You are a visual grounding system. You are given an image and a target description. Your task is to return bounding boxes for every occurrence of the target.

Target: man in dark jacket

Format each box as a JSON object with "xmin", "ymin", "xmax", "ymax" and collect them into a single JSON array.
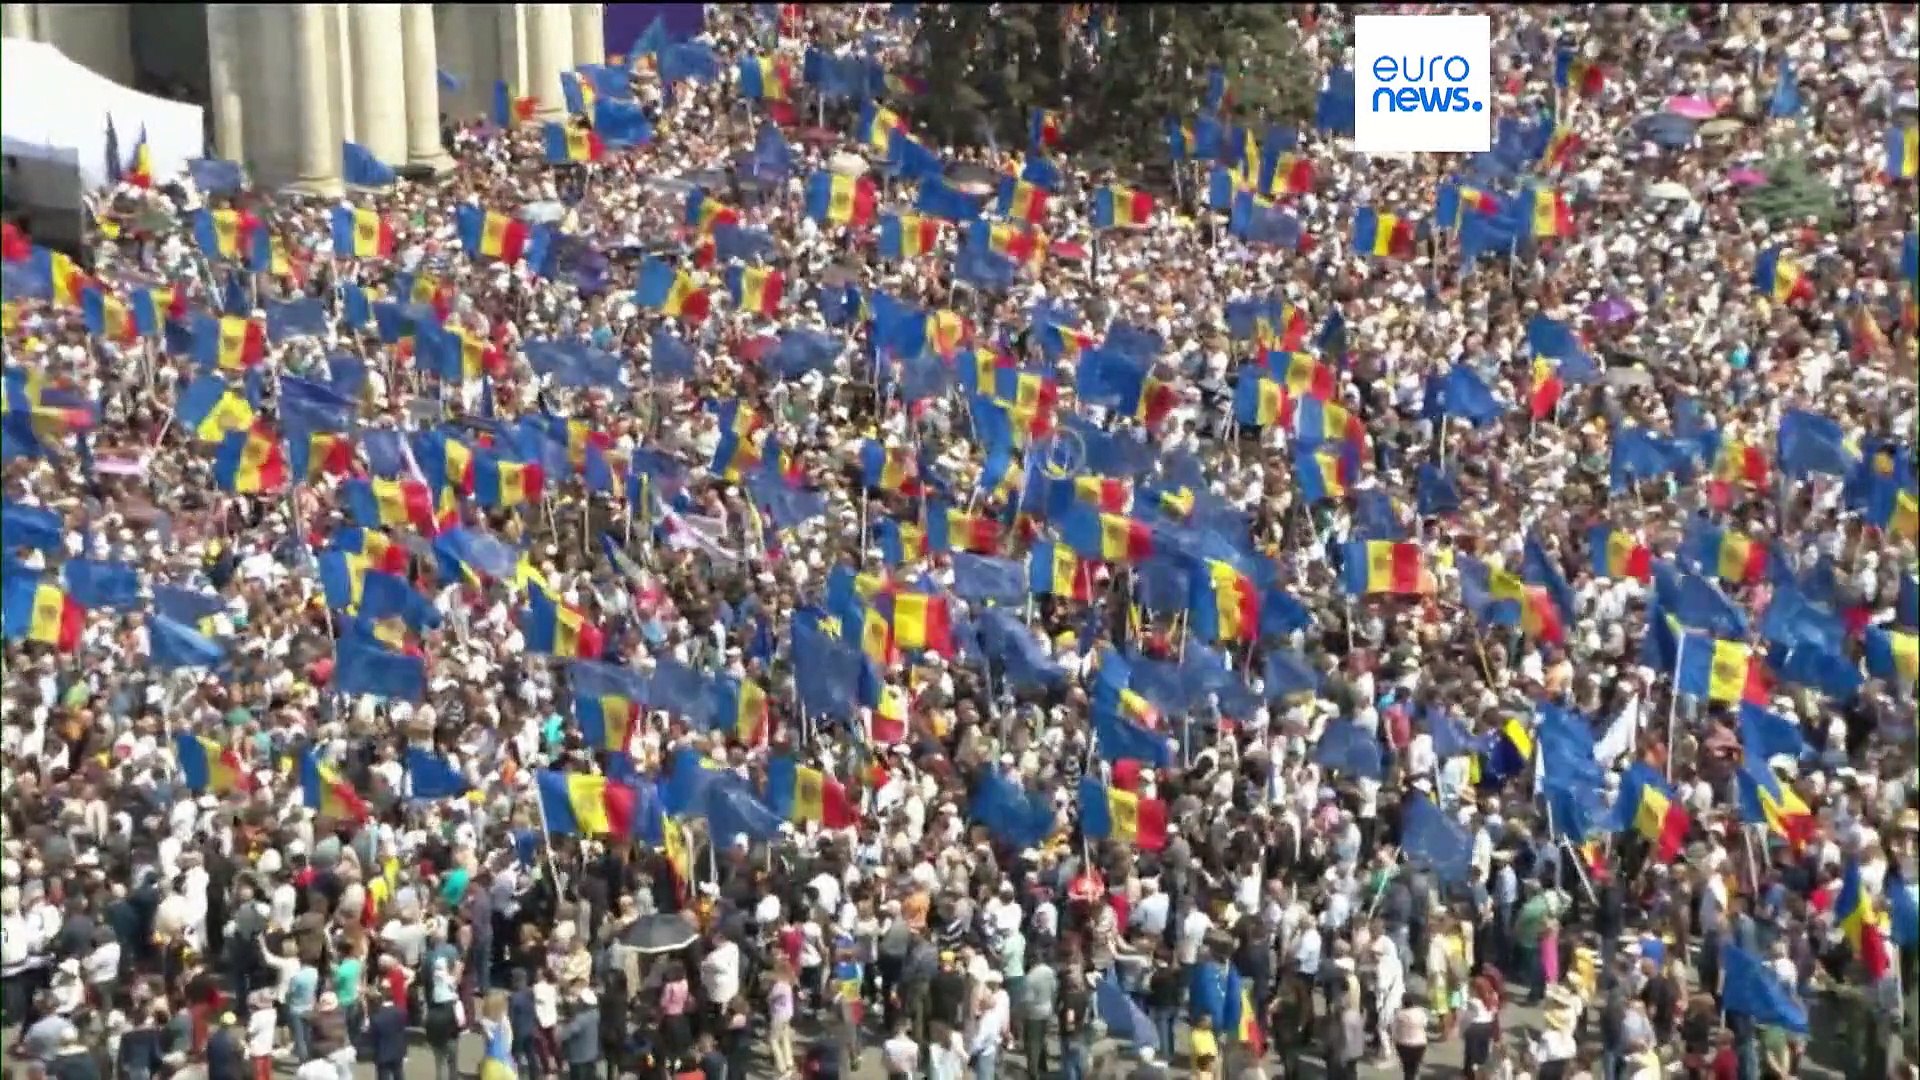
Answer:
[
  {"xmin": 204, "ymin": 1012, "xmax": 248, "ymax": 1080},
  {"xmin": 558, "ymin": 988, "xmax": 602, "ymax": 1080},
  {"xmin": 366, "ymin": 988, "xmax": 410, "ymax": 1080}
]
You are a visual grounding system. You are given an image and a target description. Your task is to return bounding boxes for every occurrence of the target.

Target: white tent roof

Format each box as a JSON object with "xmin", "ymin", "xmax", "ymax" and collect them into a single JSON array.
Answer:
[{"xmin": 0, "ymin": 37, "xmax": 204, "ymax": 190}]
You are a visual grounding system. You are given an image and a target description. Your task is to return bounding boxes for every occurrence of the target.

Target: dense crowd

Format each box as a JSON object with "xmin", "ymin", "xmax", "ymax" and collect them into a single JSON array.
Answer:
[{"xmin": 3, "ymin": 4, "xmax": 1918, "ymax": 1080}]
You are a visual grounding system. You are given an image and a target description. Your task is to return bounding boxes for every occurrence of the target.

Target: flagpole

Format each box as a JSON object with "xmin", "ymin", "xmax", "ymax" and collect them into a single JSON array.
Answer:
[{"xmin": 1666, "ymin": 632, "xmax": 1685, "ymax": 782}]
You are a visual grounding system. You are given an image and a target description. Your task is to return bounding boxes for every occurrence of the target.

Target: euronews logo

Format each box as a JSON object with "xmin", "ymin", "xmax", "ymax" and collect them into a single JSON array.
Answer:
[{"xmin": 1354, "ymin": 14, "xmax": 1492, "ymax": 154}]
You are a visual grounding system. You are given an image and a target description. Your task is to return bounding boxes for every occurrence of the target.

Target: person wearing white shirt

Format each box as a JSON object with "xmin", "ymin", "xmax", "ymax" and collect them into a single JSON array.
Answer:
[
  {"xmin": 1177, "ymin": 905, "xmax": 1213, "ymax": 966},
  {"xmin": 700, "ymin": 936, "xmax": 740, "ymax": 1015},
  {"xmin": 967, "ymin": 973, "xmax": 1009, "ymax": 1079}
]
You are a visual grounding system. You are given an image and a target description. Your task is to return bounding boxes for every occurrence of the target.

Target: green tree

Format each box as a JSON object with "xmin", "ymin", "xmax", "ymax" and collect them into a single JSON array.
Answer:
[{"xmin": 909, "ymin": 4, "xmax": 1317, "ymax": 178}]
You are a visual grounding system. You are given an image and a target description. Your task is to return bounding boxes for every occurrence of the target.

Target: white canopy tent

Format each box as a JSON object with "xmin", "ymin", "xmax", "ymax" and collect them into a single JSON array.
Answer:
[{"xmin": 0, "ymin": 37, "xmax": 204, "ymax": 191}]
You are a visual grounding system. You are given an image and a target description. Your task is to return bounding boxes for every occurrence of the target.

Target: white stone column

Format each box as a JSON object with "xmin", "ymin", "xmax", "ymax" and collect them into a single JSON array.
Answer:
[
  {"xmin": 291, "ymin": 4, "xmax": 343, "ymax": 197},
  {"xmin": 3, "ymin": 4, "xmax": 37, "ymax": 40},
  {"xmin": 401, "ymin": 3, "xmax": 453, "ymax": 172},
  {"xmin": 571, "ymin": 4, "xmax": 603, "ymax": 68},
  {"xmin": 204, "ymin": 4, "xmax": 248, "ymax": 163},
  {"xmin": 525, "ymin": 3, "xmax": 573, "ymax": 119},
  {"xmin": 328, "ymin": 4, "xmax": 356, "ymax": 148},
  {"xmin": 348, "ymin": 4, "xmax": 406, "ymax": 167}
]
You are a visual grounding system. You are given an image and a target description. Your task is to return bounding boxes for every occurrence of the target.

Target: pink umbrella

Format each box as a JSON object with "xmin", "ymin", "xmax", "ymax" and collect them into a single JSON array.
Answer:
[
  {"xmin": 1727, "ymin": 167, "xmax": 1768, "ymax": 188},
  {"xmin": 1665, "ymin": 96, "xmax": 1719, "ymax": 120}
]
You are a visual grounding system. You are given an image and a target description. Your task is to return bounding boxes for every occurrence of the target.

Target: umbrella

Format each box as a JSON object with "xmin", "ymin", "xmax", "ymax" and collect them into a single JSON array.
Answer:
[
  {"xmin": 1664, "ymin": 96, "xmax": 1719, "ymax": 120},
  {"xmin": 1699, "ymin": 117, "xmax": 1745, "ymax": 139},
  {"xmin": 829, "ymin": 151, "xmax": 868, "ymax": 177},
  {"xmin": 1048, "ymin": 239, "xmax": 1089, "ymax": 262},
  {"xmin": 1588, "ymin": 297, "xmax": 1635, "ymax": 326},
  {"xmin": 1603, "ymin": 366, "xmax": 1654, "ymax": 389},
  {"xmin": 623, "ymin": 912, "xmax": 700, "ymax": 954},
  {"xmin": 1644, "ymin": 180, "xmax": 1691, "ymax": 201},
  {"xmin": 1727, "ymin": 166, "xmax": 1768, "ymax": 188},
  {"xmin": 945, "ymin": 161, "xmax": 1001, "ymax": 186},
  {"xmin": 520, "ymin": 201, "xmax": 567, "ymax": 224},
  {"xmin": 643, "ymin": 176, "xmax": 696, "ymax": 196},
  {"xmin": 1632, "ymin": 114, "xmax": 1698, "ymax": 150}
]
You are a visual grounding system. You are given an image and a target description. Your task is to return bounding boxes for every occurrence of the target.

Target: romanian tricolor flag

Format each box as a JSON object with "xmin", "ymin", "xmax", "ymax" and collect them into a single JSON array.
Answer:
[
  {"xmin": 1715, "ymin": 440, "xmax": 1769, "ymax": 488},
  {"xmin": 858, "ymin": 439, "xmax": 920, "ymax": 495},
  {"xmin": 997, "ymin": 177, "xmax": 1049, "ymax": 224},
  {"xmin": 1352, "ymin": 208, "xmax": 1416, "ymax": 258},
  {"xmin": 926, "ymin": 504, "xmax": 999, "ymax": 554},
  {"xmin": 2, "ymin": 577, "xmax": 85, "ymax": 651},
  {"xmin": 1553, "ymin": 47, "xmax": 1605, "ymax": 97},
  {"xmin": 561, "ymin": 70, "xmax": 596, "ymax": 115},
  {"xmin": 172, "ymin": 734, "xmax": 250, "ymax": 794},
  {"xmin": 1480, "ymin": 562, "xmax": 1565, "ymax": 644},
  {"xmin": 879, "ymin": 213, "xmax": 942, "ymax": 260},
  {"xmin": 858, "ymin": 102, "xmax": 906, "ymax": 153},
  {"xmin": 1340, "ymin": 541, "xmax": 1432, "ymax": 595},
  {"xmin": 330, "ymin": 207, "xmax": 396, "ymax": 258},
  {"xmin": 1542, "ymin": 127, "xmax": 1580, "ymax": 172},
  {"xmin": 1836, "ymin": 859, "xmax": 1892, "ymax": 979},
  {"xmin": 474, "ymin": 453, "xmax": 545, "ymax": 508},
  {"xmin": 737, "ymin": 55, "xmax": 793, "ymax": 101},
  {"xmin": 211, "ymin": 422, "xmax": 290, "ymax": 494},
  {"xmin": 572, "ymin": 680, "xmax": 641, "ymax": 749},
  {"xmin": 1232, "ymin": 371, "xmax": 1286, "ymax": 427},
  {"xmin": 299, "ymin": 749, "xmax": 370, "ymax": 822},
  {"xmin": 292, "ymin": 430, "xmax": 355, "ymax": 482},
  {"xmin": 684, "ymin": 189, "xmax": 742, "ymax": 234},
  {"xmin": 1686, "ymin": 522, "xmax": 1768, "ymax": 585},
  {"xmin": 1225, "ymin": 968, "xmax": 1266, "ymax": 1057},
  {"xmin": 713, "ymin": 676, "xmax": 769, "ymax": 745},
  {"xmin": 724, "ymin": 264, "xmax": 783, "ymax": 316},
  {"xmin": 1527, "ymin": 188, "xmax": 1575, "ymax": 238},
  {"xmin": 31, "ymin": 246, "xmax": 87, "ymax": 307},
  {"xmin": 1260, "ymin": 151, "xmax": 1314, "ymax": 197},
  {"xmin": 1078, "ymin": 777, "xmax": 1168, "ymax": 851},
  {"xmin": 1529, "ymin": 357, "xmax": 1564, "ymax": 420},
  {"xmin": 881, "ymin": 591, "xmax": 955, "ymax": 657},
  {"xmin": 1672, "ymin": 624, "xmax": 1766, "ymax": 704},
  {"xmin": 1067, "ymin": 475, "xmax": 1130, "ymax": 515},
  {"xmin": 1029, "ymin": 542, "xmax": 1091, "ymax": 601},
  {"xmin": 1752, "ymin": 246, "xmax": 1814, "ymax": 303},
  {"xmin": 1887, "ymin": 125, "xmax": 1918, "ymax": 181},
  {"xmin": 1617, "ymin": 763, "xmax": 1690, "ymax": 862},
  {"xmin": 1587, "ymin": 525, "xmax": 1652, "ymax": 583},
  {"xmin": 127, "ymin": 127, "xmax": 153, "ymax": 188},
  {"xmin": 766, "ymin": 755, "xmax": 858, "ymax": 828},
  {"xmin": 194, "ymin": 208, "xmax": 254, "ymax": 260},
  {"xmin": 543, "ymin": 121, "xmax": 606, "ymax": 164},
  {"xmin": 465, "ymin": 209, "xmax": 531, "ymax": 263},
  {"xmin": 635, "ymin": 257, "xmax": 711, "ymax": 322},
  {"xmin": 332, "ymin": 525, "xmax": 409, "ymax": 575},
  {"xmin": 1063, "ymin": 509, "xmax": 1157, "ymax": 564},
  {"xmin": 536, "ymin": 770, "xmax": 639, "ymax": 838},
  {"xmin": 523, "ymin": 585, "xmax": 605, "ymax": 658},
  {"xmin": 1269, "ymin": 351, "xmax": 1336, "ymax": 401},
  {"xmin": 1291, "ymin": 396, "xmax": 1366, "ymax": 450},
  {"xmin": 974, "ymin": 219, "xmax": 1046, "ymax": 267},
  {"xmin": 1736, "ymin": 764, "xmax": 1815, "ymax": 848},
  {"xmin": 1192, "ymin": 560, "xmax": 1259, "ymax": 643},
  {"xmin": 1029, "ymin": 107, "xmax": 1062, "ymax": 150},
  {"xmin": 193, "ymin": 314, "xmax": 266, "ymax": 371},
  {"xmin": 1091, "ymin": 184, "xmax": 1154, "ymax": 229},
  {"xmin": 344, "ymin": 477, "xmax": 443, "ymax": 534},
  {"xmin": 1294, "ymin": 446, "xmax": 1354, "ymax": 504},
  {"xmin": 127, "ymin": 285, "xmax": 181, "ymax": 339},
  {"xmin": 81, "ymin": 286, "xmax": 139, "ymax": 344},
  {"xmin": 709, "ymin": 400, "xmax": 764, "ymax": 479},
  {"xmin": 805, "ymin": 173, "xmax": 877, "ymax": 227}
]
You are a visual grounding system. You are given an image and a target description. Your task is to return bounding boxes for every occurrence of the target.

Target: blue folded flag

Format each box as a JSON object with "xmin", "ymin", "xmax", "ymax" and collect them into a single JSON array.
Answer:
[
  {"xmin": 148, "ymin": 615, "xmax": 226, "ymax": 671},
  {"xmin": 1, "ymin": 501, "xmax": 64, "ymax": 551},
  {"xmin": 404, "ymin": 747, "xmax": 472, "ymax": 800},
  {"xmin": 62, "ymin": 558, "xmax": 141, "ymax": 611}
]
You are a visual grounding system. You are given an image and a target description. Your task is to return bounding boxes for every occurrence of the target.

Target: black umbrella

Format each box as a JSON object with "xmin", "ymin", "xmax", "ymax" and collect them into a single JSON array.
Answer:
[{"xmin": 623, "ymin": 911, "xmax": 700, "ymax": 954}]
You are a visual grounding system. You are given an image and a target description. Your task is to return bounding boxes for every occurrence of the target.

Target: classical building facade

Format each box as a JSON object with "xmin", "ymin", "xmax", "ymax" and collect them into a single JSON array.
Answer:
[{"xmin": 1, "ymin": 3, "xmax": 606, "ymax": 194}]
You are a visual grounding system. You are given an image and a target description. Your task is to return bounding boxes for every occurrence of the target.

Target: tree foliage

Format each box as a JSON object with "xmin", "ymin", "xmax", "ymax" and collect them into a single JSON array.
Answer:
[
  {"xmin": 909, "ymin": 4, "xmax": 1317, "ymax": 179},
  {"xmin": 1742, "ymin": 153, "xmax": 1840, "ymax": 231}
]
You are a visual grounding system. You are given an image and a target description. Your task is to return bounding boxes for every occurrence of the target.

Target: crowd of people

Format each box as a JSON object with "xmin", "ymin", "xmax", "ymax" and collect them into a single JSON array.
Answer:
[{"xmin": 2, "ymin": 3, "xmax": 1918, "ymax": 1080}]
